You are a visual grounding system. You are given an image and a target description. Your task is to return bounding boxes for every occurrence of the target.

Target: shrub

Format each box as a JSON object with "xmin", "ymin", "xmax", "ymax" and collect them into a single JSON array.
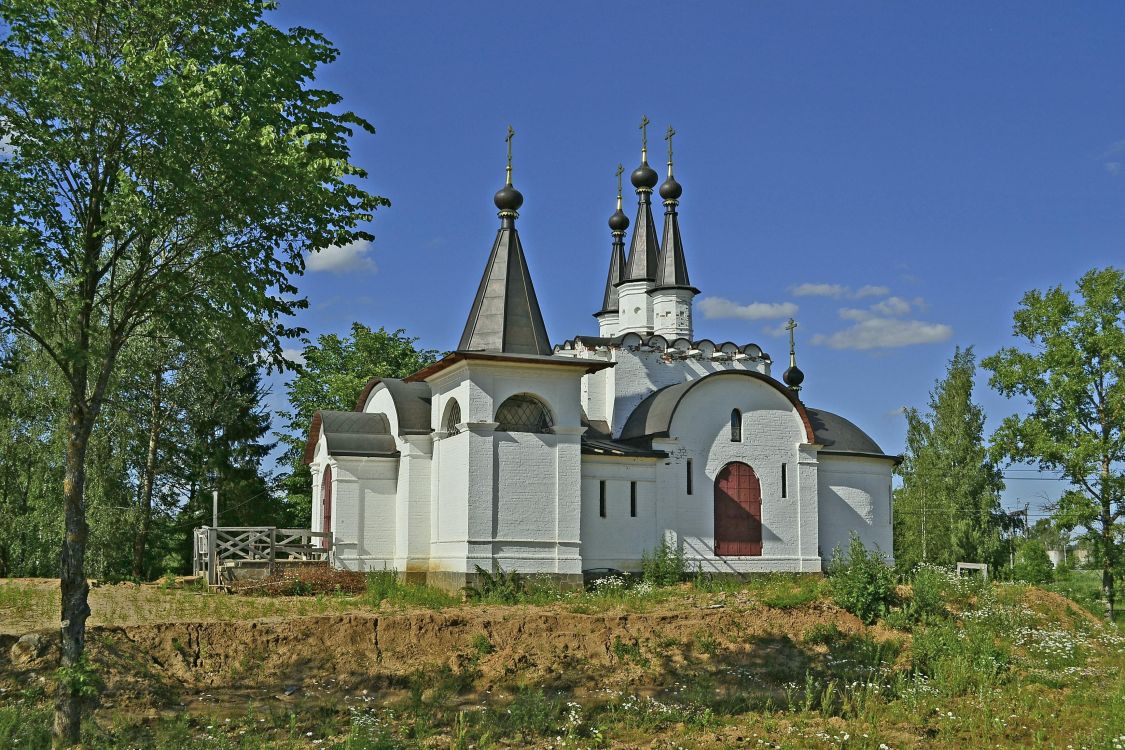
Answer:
[
  {"xmin": 1011, "ymin": 539, "xmax": 1054, "ymax": 584},
  {"xmin": 827, "ymin": 534, "xmax": 896, "ymax": 624},
  {"xmin": 642, "ymin": 538, "xmax": 687, "ymax": 587},
  {"xmin": 462, "ymin": 564, "xmax": 527, "ymax": 603},
  {"xmin": 905, "ymin": 564, "xmax": 948, "ymax": 624}
]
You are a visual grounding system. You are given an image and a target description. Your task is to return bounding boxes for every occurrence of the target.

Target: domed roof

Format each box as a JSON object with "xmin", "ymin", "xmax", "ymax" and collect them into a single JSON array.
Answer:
[
  {"xmin": 494, "ymin": 183, "xmax": 524, "ymax": 212},
  {"xmin": 783, "ymin": 364, "xmax": 805, "ymax": 388},
  {"xmin": 631, "ymin": 161, "xmax": 658, "ymax": 189},
  {"xmin": 659, "ymin": 175, "xmax": 682, "ymax": 200},
  {"xmin": 608, "ymin": 208, "xmax": 630, "ymax": 232}
]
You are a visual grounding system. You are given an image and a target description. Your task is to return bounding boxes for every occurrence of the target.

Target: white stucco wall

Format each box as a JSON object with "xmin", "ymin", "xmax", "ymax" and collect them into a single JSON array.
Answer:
[
  {"xmin": 579, "ymin": 457, "xmax": 659, "ymax": 569},
  {"xmin": 331, "ymin": 455, "xmax": 400, "ymax": 571},
  {"xmin": 816, "ymin": 454, "xmax": 895, "ymax": 564},
  {"xmin": 663, "ymin": 374, "xmax": 821, "ymax": 572}
]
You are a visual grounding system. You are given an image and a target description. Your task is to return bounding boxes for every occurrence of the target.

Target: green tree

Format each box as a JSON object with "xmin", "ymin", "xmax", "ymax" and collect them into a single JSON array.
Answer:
[
  {"xmin": 983, "ymin": 267, "xmax": 1125, "ymax": 622},
  {"xmin": 277, "ymin": 323, "xmax": 439, "ymax": 522},
  {"xmin": 0, "ymin": 0, "xmax": 384, "ymax": 741},
  {"xmin": 894, "ymin": 347, "xmax": 1007, "ymax": 570}
]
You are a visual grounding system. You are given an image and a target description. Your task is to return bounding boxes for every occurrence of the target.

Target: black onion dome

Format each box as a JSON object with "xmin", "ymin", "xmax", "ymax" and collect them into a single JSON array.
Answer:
[
  {"xmin": 609, "ymin": 208, "xmax": 630, "ymax": 232},
  {"xmin": 631, "ymin": 161, "xmax": 658, "ymax": 189},
  {"xmin": 783, "ymin": 365, "xmax": 805, "ymax": 388},
  {"xmin": 494, "ymin": 183, "xmax": 524, "ymax": 212},
  {"xmin": 659, "ymin": 175, "xmax": 682, "ymax": 201}
]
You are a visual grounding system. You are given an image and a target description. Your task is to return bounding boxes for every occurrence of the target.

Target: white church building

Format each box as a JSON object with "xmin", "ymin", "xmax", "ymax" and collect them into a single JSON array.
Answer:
[{"xmin": 304, "ymin": 130, "xmax": 897, "ymax": 589}]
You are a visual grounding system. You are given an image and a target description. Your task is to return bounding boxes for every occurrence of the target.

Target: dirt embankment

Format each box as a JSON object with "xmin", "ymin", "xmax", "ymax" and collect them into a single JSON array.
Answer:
[{"xmin": 0, "ymin": 600, "xmax": 875, "ymax": 704}]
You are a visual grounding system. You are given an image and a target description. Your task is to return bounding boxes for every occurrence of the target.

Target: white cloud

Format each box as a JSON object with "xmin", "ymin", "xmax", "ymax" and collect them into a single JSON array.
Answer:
[
  {"xmin": 790, "ymin": 283, "xmax": 847, "ymax": 298},
  {"xmin": 853, "ymin": 285, "xmax": 890, "ymax": 299},
  {"xmin": 1107, "ymin": 162, "xmax": 1121, "ymax": 177},
  {"xmin": 305, "ymin": 239, "xmax": 377, "ymax": 274},
  {"xmin": 790, "ymin": 282, "xmax": 890, "ymax": 300},
  {"xmin": 281, "ymin": 348, "xmax": 306, "ymax": 366},
  {"xmin": 811, "ymin": 318, "xmax": 952, "ymax": 350},
  {"xmin": 871, "ymin": 296, "xmax": 912, "ymax": 317},
  {"xmin": 698, "ymin": 297, "xmax": 798, "ymax": 320}
]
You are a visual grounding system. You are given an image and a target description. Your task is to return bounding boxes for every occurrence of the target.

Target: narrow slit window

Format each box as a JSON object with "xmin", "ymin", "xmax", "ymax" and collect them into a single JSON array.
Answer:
[
  {"xmin": 630, "ymin": 481, "xmax": 637, "ymax": 517},
  {"xmin": 599, "ymin": 480, "xmax": 607, "ymax": 518},
  {"xmin": 686, "ymin": 459, "xmax": 693, "ymax": 495},
  {"xmin": 730, "ymin": 409, "xmax": 742, "ymax": 442},
  {"xmin": 781, "ymin": 463, "xmax": 788, "ymax": 498}
]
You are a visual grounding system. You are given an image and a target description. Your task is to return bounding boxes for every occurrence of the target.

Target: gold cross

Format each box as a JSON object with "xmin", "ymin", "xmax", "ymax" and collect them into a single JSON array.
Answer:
[
  {"xmin": 665, "ymin": 126, "xmax": 676, "ymax": 164},
  {"xmin": 639, "ymin": 115, "xmax": 650, "ymax": 153},
  {"xmin": 505, "ymin": 125, "xmax": 515, "ymax": 183},
  {"xmin": 785, "ymin": 318, "xmax": 798, "ymax": 355},
  {"xmin": 615, "ymin": 163, "xmax": 624, "ymax": 201}
]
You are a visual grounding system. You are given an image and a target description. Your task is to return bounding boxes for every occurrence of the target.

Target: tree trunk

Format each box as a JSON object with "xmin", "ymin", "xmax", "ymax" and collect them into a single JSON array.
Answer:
[
  {"xmin": 54, "ymin": 403, "xmax": 92, "ymax": 747},
  {"xmin": 1102, "ymin": 500, "xmax": 1115, "ymax": 622},
  {"xmin": 133, "ymin": 370, "xmax": 163, "ymax": 580}
]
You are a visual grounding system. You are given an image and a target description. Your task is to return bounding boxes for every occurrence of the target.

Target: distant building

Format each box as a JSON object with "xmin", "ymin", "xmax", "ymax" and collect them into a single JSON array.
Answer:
[{"xmin": 304, "ymin": 129, "xmax": 898, "ymax": 589}]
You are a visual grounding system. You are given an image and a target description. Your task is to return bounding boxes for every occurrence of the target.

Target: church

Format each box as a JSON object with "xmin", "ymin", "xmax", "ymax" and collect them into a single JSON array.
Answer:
[{"xmin": 303, "ymin": 125, "xmax": 897, "ymax": 589}]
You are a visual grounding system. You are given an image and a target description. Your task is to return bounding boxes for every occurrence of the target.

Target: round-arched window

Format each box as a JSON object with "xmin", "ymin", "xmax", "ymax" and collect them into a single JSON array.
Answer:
[
  {"xmin": 443, "ymin": 399, "xmax": 462, "ymax": 436},
  {"xmin": 495, "ymin": 394, "xmax": 553, "ymax": 433}
]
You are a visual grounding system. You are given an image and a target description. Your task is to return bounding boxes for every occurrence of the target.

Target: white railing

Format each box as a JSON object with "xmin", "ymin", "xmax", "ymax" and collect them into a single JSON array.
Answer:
[{"xmin": 192, "ymin": 527, "xmax": 333, "ymax": 586}]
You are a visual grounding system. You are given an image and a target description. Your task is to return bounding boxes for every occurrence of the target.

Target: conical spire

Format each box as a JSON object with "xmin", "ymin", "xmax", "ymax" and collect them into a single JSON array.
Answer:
[
  {"xmin": 458, "ymin": 127, "xmax": 552, "ymax": 355},
  {"xmin": 655, "ymin": 126, "xmax": 693, "ymax": 289},
  {"xmin": 597, "ymin": 165, "xmax": 630, "ymax": 316},
  {"xmin": 624, "ymin": 115, "xmax": 660, "ymax": 282}
]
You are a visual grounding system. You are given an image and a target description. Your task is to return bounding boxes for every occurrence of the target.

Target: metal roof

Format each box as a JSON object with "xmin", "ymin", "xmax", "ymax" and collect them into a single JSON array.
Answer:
[
  {"xmin": 303, "ymin": 410, "xmax": 400, "ymax": 464},
  {"xmin": 805, "ymin": 408, "xmax": 895, "ymax": 460},
  {"xmin": 458, "ymin": 216, "xmax": 552, "ymax": 356},
  {"xmin": 623, "ymin": 189, "xmax": 660, "ymax": 282},
  {"xmin": 619, "ymin": 370, "xmax": 816, "ymax": 443},
  {"xmin": 596, "ymin": 233, "xmax": 627, "ymax": 316},
  {"xmin": 653, "ymin": 197, "xmax": 696, "ymax": 292},
  {"xmin": 353, "ymin": 377, "xmax": 433, "ymax": 435}
]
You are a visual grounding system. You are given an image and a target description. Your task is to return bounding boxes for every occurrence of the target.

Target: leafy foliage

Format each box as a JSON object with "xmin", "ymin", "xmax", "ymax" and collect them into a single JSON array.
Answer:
[
  {"xmin": 983, "ymin": 266, "xmax": 1125, "ymax": 620},
  {"xmin": 277, "ymin": 323, "xmax": 439, "ymax": 519},
  {"xmin": 1010, "ymin": 539, "xmax": 1055, "ymax": 585},
  {"xmin": 894, "ymin": 347, "xmax": 1008, "ymax": 570},
  {"xmin": 827, "ymin": 534, "xmax": 897, "ymax": 624},
  {"xmin": 462, "ymin": 564, "xmax": 528, "ymax": 604},
  {"xmin": 641, "ymin": 537, "xmax": 687, "ymax": 586}
]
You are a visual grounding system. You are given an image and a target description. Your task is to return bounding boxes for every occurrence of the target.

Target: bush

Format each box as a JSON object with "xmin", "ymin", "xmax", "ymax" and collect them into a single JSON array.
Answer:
[
  {"xmin": 1010, "ymin": 539, "xmax": 1054, "ymax": 584},
  {"xmin": 462, "ymin": 564, "xmax": 527, "ymax": 603},
  {"xmin": 641, "ymin": 538, "xmax": 687, "ymax": 587},
  {"xmin": 827, "ymin": 534, "xmax": 896, "ymax": 624},
  {"xmin": 905, "ymin": 565, "xmax": 948, "ymax": 624}
]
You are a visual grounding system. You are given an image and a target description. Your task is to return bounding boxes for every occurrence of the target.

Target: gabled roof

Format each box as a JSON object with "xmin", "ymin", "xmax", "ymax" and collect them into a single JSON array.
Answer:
[
  {"xmin": 353, "ymin": 377, "xmax": 433, "ymax": 435},
  {"xmin": 458, "ymin": 216, "xmax": 552, "ymax": 355},
  {"xmin": 303, "ymin": 411, "xmax": 400, "ymax": 464},
  {"xmin": 620, "ymin": 370, "xmax": 815, "ymax": 443},
  {"xmin": 624, "ymin": 192, "xmax": 660, "ymax": 282}
]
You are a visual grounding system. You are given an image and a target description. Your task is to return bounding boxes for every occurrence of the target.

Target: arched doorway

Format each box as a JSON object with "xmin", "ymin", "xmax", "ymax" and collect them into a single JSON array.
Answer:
[
  {"xmin": 321, "ymin": 465, "xmax": 333, "ymax": 549},
  {"xmin": 714, "ymin": 462, "xmax": 762, "ymax": 556}
]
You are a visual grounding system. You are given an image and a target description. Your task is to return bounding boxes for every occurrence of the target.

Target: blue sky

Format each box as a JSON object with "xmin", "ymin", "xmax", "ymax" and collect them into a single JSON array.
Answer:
[{"xmin": 265, "ymin": 1, "xmax": 1124, "ymax": 516}]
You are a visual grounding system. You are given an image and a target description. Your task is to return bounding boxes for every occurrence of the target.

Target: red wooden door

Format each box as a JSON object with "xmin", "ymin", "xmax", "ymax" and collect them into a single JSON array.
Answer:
[
  {"xmin": 321, "ymin": 466, "xmax": 333, "ymax": 548},
  {"xmin": 714, "ymin": 462, "xmax": 762, "ymax": 556}
]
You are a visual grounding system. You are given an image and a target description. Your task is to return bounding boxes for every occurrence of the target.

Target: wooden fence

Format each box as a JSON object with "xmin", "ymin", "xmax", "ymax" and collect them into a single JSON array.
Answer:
[{"xmin": 192, "ymin": 526, "xmax": 333, "ymax": 586}]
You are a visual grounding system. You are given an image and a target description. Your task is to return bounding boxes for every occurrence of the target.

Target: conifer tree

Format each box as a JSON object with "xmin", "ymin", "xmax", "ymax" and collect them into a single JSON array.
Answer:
[{"xmin": 894, "ymin": 347, "xmax": 1007, "ymax": 570}]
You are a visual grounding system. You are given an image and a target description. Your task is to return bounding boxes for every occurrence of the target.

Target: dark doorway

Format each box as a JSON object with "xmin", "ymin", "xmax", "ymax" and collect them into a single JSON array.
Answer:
[{"xmin": 714, "ymin": 462, "xmax": 762, "ymax": 556}]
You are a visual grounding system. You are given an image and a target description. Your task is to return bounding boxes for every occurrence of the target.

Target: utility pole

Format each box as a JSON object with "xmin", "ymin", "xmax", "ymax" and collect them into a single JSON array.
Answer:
[{"xmin": 212, "ymin": 488, "xmax": 219, "ymax": 528}]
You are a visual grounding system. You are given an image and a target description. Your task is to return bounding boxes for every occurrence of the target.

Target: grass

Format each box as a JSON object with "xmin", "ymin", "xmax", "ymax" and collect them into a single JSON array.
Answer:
[{"xmin": 2, "ymin": 569, "xmax": 1123, "ymax": 749}]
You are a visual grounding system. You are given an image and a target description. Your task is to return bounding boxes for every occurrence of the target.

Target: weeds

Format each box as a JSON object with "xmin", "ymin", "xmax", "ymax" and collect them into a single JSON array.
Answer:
[
  {"xmin": 827, "ymin": 534, "xmax": 897, "ymax": 624},
  {"xmin": 641, "ymin": 538, "xmax": 687, "ymax": 586}
]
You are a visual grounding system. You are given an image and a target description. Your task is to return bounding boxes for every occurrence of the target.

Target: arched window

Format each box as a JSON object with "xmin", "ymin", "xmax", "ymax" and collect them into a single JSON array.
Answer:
[
  {"xmin": 730, "ymin": 409, "xmax": 742, "ymax": 442},
  {"xmin": 443, "ymin": 399, "xmax": 462, "ymax": 436},
  {"xmin": 495, "ymin": 394, "xmax": 553, "ymax": 433}
]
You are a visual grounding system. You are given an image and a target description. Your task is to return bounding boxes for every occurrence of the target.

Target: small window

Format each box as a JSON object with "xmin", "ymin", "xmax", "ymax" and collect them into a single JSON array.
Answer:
[
  {"xmin": 781, "ymin": 463, "xmax": 787, "ymax": 498},
  {"xmin": 630, "ymin": 481, "xmax": 638, "ymax": 517},
  {"xmin": 599, "ymin": 480, "xmax": 607, "ymax": 518},
  {"xmin": 686, "ymin": 459, "xmax": 693, "ymax": 495},
  {"xmin": 495, "ymin": 394, "xmax": 553, "ymax": 433},
  {"xmin": 443, "ymin": 399, "xmax": 462, "ymax": 436},
  {"xmin": 730, "ymin": 409, "xmax": 742, "ymax": 442}
]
